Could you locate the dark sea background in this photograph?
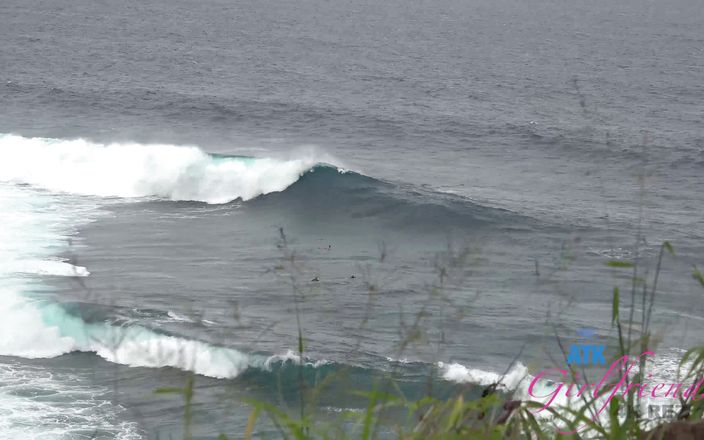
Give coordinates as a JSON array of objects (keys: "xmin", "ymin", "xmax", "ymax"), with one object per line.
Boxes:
[{"xmin": 0, "ymin": 0, "xmax": 703, "ymax": 438}]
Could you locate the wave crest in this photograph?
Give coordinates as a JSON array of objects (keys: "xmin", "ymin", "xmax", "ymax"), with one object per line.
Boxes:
[{"xmin": 0, "ymin": 134, "xmax": 321, "ymax": 203}]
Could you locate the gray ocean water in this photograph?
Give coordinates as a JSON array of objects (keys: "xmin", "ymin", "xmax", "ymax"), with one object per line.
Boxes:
[{"xmin": 1, "ymin": 0, "xmax": 703, "ymax": 438}]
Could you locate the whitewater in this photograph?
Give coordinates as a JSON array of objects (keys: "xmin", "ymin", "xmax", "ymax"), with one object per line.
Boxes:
[
  {"xmin": 0, "ymin": 134, "xmax": 320, "ymax": 204},
  {"xmin": 0, "ymin": 133, "xmax": 693, "ymax": 438}
]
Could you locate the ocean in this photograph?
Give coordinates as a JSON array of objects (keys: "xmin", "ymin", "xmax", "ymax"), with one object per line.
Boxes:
[{"xmin": 1, "ymin": 0, "xmax": 703, "ymax": 437}]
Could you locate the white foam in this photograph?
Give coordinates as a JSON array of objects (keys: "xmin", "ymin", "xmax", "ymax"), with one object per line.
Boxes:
[
  {"xmin": 0, "ymin": 286, "xmax": 78, "ymax": 358},
  {"xmin": 0, "ymin": 295, "xmax": 254, "ymax": 378},
  {"xmin": 0, "ymin": 134, "xmax": 321, "ymax": 203},
  {"xmin": 263, "ymin": 349, "xmax": 332, "ymax": 369},
  {"xmin": 166, "ymin": 310, "xmax": 194, "ymax": 322},
  {"xmin": 8, "ymin": 259, "xmax": 90, "ymax": 277},
  {"xmin": 438, "ymin": 361, "xmax": 531, "ymax": 391},
  {"xmin": 0, "ymin": 361, "xmax": 142, "ymax": 439},
  {"xmin": 90, "ymin": 325, "xmax": 253, "ymax": 379},
  {"xmin": 0, "ymin": 182, "xmax": 260, "ymax": 379},
  {"xmin": 0, "ymin": 185, "xmax": 91, "ymax": 358}
]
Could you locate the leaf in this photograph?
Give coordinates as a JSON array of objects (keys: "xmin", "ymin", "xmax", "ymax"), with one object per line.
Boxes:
[
  {"xmin": 154, "ymin": 387, "xmax": 183, "ymax": 395},
  {"xmin": 361, "ymin": 391, "xmax": 377, "ymax": 440},
  {"xmin": 612, "ymin": 287, "xmax": 620, "ymax": 325},
  {"xmin": 663, "ymin": 241, "xmax": 675, "ymax": 255},
  {"xmin": 608, "ymin": 397, "xmax": 622, "ymax": 438},
  {"xmin": 447, "ymin": 395, "xmax": 465, "ymax": 429},
  {"xmin": 521, "ymin": 409, "xmax": 544, "ymax": 438},
  {"xmin": 243, "ymin": 408, "xmax": 259, "ymax": 440},
  {"xmin": 694, "ymin": 267, "xmax": 704, "ymax": 288},
  {"xmin": 298, "ymin": 331, "xmax": 305, "ymax": 354},
  {"xmin": 606, "ymin": 260, "xmax": 634, "ymax": 269}
]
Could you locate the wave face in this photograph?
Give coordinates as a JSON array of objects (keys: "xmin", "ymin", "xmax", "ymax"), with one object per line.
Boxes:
[
  {"xmin": 0, "ymin": 134, "xmax": 318, "ymax": 204},
  {"xmin": 251, "ymin": 164, "xmax": 516, "ymax": 230},
  {"xmin": 0, "ymin": 133, "xmax": 522, "ymax": 232}
]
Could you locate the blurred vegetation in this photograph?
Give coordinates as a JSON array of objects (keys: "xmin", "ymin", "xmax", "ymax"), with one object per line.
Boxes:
[{"xmin": 154, "ymin": 230, "xmax": 704, "ymax": 440}]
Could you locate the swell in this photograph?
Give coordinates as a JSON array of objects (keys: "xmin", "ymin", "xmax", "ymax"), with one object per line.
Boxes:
[
  {"xmin": 0, "ymin": 134, "xmax": 527, "ymax": 230},
  {"xmin": 0, "ymin": 176, "xmax": 661, "ymax": 423},
  {"xmin": 249, "ymin": 165, "xmax": 521, "ymax": 230},
  {"xmin": 0, "ymin": 178, "xmax": 530, "ymax": 389},
  {"xmin": 0, "ymin": 134, "xmax": 531, "ymax": 388}
]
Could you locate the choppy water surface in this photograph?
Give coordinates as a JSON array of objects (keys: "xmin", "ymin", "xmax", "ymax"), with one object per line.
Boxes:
[{"xmin": 1, "ymin": 0, "xmax": 703, "ymax": 437}]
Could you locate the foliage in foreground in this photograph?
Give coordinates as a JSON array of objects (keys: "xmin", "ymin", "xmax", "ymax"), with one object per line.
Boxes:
[{"xmin": 157, "ymin": 234, "xmax": 704, "ymax": 440}]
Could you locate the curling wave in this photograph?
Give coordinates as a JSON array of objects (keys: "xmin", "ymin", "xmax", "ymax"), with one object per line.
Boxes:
[
  {"xmin": 0, "ymin": 134, "xmax": 321, "ymax": 204},
  {"xmin": 0, "ymin": 134, "xmax": 526, "ymax": 231}
]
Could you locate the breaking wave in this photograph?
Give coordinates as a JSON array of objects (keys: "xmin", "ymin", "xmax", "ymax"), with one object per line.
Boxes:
[
  {"xmin": 0, "ymin": 134, "xmax": 321, "ymax": 204},
  {"xmin": 0, "ymin": 133, "xmax": 523, "ymax": 230}
]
